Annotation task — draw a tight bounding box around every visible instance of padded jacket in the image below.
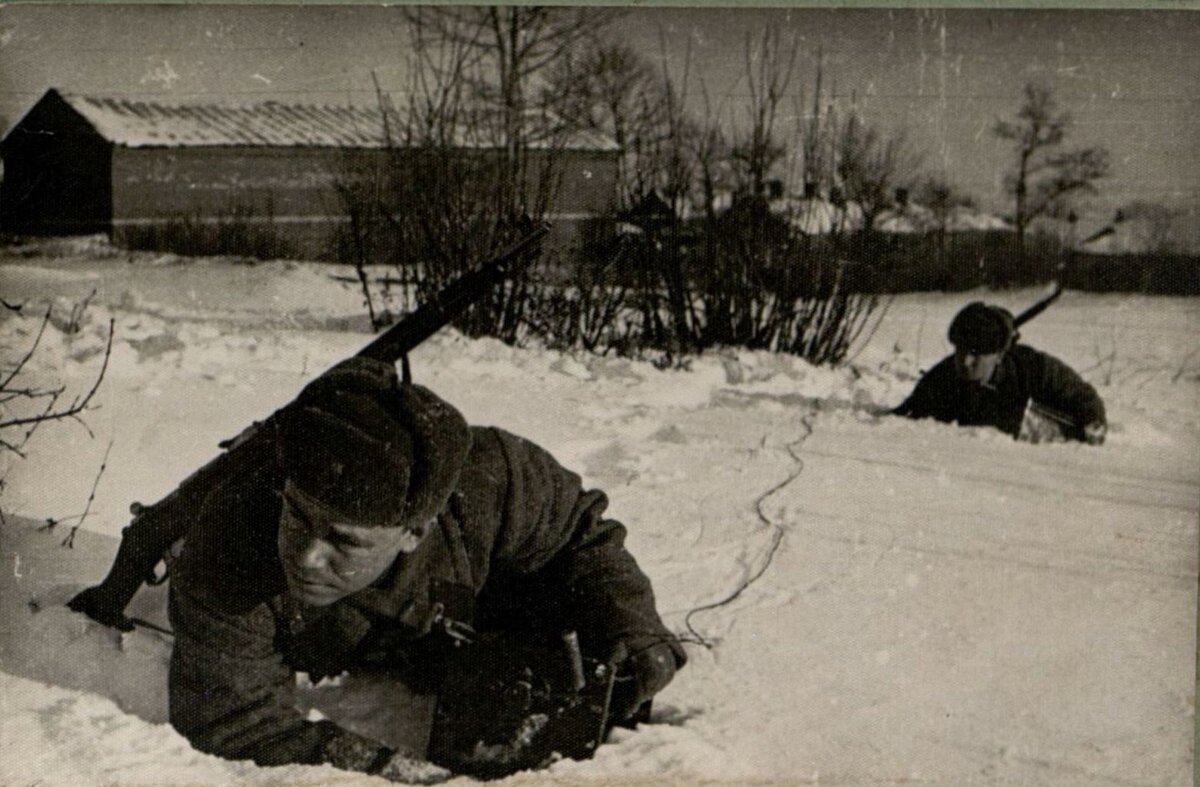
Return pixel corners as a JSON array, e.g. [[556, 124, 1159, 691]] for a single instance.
[[167, 424, 683, 772], [892, 344, 1106, 439]]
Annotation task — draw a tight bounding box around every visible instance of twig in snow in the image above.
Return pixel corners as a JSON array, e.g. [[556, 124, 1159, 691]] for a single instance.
[[65, 288, 98, 334], [1079, 326, 1119, 386], [1172, 348, 1200, 384]]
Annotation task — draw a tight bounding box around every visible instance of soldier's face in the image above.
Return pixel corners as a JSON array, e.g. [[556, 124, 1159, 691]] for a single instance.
[[954, 347, 1003, 384], [277, 485, 422, 606]]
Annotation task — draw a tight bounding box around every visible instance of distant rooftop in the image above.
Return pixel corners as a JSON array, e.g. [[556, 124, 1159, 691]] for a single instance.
[[36, 90, 617, 151]]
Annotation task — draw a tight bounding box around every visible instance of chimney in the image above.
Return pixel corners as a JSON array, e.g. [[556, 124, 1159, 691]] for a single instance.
[[829, 186, 845, 207], [894, 187, 909, 207], [767, 179, 784, 200], [803, 181, 818, 200]]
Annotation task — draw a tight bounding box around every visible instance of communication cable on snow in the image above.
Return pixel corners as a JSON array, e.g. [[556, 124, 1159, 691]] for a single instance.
[[682, 411, 816, 649]]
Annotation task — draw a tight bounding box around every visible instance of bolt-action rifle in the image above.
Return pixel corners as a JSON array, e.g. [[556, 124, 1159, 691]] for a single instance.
[[1012, 280, 1063, 331], [68, 222, 551, 631]]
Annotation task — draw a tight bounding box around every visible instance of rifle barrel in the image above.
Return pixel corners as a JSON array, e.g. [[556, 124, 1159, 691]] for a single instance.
[[1013, 282, 1063, 328], [357, 223, 550, 363]]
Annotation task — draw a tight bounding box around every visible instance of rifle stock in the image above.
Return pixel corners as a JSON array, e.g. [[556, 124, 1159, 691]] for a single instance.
[[68, 222, 551, 630]]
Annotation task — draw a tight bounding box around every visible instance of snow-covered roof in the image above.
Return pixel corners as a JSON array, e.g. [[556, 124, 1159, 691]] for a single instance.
[[763, 192, 1006, 236], [40, 90, 617, 151], [1032, 214, 1169, 255], [771, 197, 865, 235], [944, 206, 1010, 232], [63, 93, 386, 148], [875, 204, 935, 234], [1078, 220, 1161, 255], [877, 203, 1009, 234]]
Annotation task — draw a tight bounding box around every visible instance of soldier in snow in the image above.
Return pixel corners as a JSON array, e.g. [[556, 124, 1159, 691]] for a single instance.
[[165, 357, 684, 780], [892, 301, 1107, 444]]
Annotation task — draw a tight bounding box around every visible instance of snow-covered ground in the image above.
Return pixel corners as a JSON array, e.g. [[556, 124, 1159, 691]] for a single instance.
[[2, 237, 1197, 785]]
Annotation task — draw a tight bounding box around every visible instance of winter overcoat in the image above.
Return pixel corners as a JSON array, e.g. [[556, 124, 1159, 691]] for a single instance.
[[167, 424, 683, 771], [892, 344, 1106, 439]]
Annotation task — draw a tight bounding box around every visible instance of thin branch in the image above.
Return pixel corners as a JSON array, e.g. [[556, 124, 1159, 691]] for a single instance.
[[0, 318, 114, 430], [63, 439, 114, 548], [0, 436, 26, 458], [0, 305, 52, 391]]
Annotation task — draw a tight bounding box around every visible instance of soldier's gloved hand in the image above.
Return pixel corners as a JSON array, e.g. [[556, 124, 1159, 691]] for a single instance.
[[609, 638, 681, 722], [1083, 421, 1107, 446], [323, 730, 450, 784], [66, 586, 135, 632], [374, 750, 452, 785]]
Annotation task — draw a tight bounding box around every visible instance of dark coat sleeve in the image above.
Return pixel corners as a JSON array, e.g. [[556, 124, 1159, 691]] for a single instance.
[[168, 579, 394, 771], [892, 356, 957, 421], [477, 428, 686, 666], [1017, 346, 1107, 428]]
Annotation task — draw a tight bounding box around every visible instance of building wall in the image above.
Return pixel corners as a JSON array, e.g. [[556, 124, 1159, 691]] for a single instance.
[[110, 145, 617, 260], [110, 146, 348, 258], [0, 93, 112, 234]]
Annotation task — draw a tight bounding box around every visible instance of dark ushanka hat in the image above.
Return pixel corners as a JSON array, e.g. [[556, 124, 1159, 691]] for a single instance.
[[276, 357, 470, 531], [948, 302, 1016, 353]]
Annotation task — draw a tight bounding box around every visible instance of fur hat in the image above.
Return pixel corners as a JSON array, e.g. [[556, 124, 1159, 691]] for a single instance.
[[948, 302, 1016, 353], [276, 357, 470, 530]]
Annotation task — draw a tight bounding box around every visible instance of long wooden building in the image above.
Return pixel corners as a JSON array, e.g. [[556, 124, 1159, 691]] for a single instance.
[[0, 88, 619, 260]]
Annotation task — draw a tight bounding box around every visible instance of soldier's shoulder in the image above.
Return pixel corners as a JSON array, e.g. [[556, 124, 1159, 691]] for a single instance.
[[460, 425, 570, 491], [467, 424, 550, 462], [459, 425, 513, 487], [1010, 343, 1071, 369]]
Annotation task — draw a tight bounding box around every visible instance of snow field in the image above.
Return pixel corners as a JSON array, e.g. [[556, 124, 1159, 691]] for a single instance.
[[1, 246, 1197, 784]]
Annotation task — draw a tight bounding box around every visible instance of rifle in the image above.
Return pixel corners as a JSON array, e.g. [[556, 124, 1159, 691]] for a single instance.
[[68, 222, 551, 631], [1013, 281, 1063, 329]]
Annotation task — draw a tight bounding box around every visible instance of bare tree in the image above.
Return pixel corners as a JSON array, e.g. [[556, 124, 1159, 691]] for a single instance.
[[730, 29, 795, 198], [834, 111, 919, 233], [545, 39, 669, 209], [794, 52, 831, 195], [329, 8, 622, 345], [917, 174, 974, 260], [993, 82, 1111, 254], [404, 6, 618, 218]]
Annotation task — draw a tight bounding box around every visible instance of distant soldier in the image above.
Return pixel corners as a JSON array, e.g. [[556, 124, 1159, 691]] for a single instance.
[[164, 357, 685, 780], [893, 301, 1107, 444]]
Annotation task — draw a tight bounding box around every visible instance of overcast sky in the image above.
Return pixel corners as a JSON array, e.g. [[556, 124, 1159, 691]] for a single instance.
[[1, 5, 1196, 219]]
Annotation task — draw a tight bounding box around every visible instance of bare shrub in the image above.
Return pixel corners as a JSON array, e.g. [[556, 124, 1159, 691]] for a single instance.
[[121, 201, 295, 261], [0, 300, 114, 521]]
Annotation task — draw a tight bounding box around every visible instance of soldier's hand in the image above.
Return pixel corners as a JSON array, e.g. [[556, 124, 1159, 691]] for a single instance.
[[1083, 421, 1107, 446], [66, 585, 135, 632], [610, 639, 680, 722]]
